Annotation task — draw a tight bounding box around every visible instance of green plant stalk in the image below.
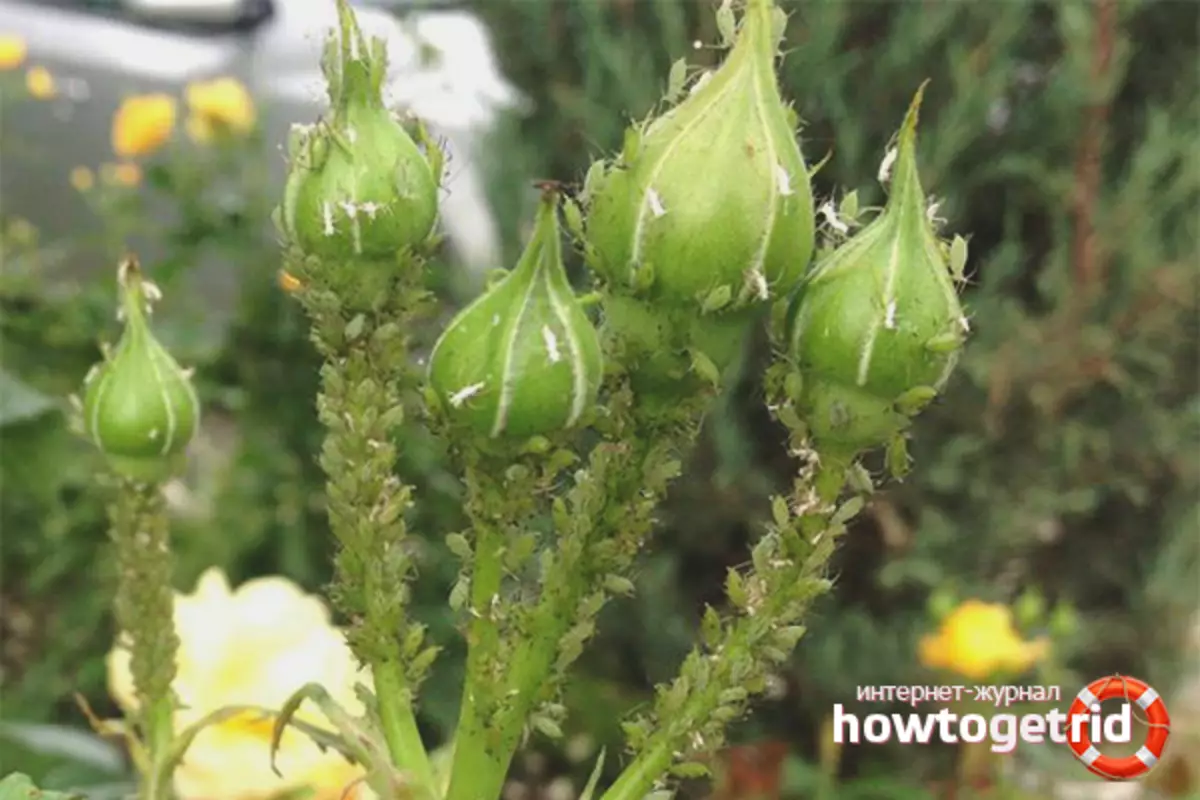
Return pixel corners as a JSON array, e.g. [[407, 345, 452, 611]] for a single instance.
[[442, 444, 553, 800], [108, 479, 179, 800], [444, 344, 712, 800], [601, 446, 853, 800], [445, 475, 509, 800], [293, 265, 437, 797]]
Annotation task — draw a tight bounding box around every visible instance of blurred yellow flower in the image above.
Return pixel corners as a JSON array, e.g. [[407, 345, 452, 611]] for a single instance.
[[107, 568, 369, 800], [0, 34, 26, 70], [919, 599, 1049, 681], [112, 93, 176, 158], [185, 76, 256, 143], [70, 166, 95, 193], [100, 162, 142, 187], [25, 66, 55, 99]]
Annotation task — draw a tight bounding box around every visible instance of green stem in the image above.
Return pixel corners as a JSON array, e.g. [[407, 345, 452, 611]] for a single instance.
[[108, 481, 179, 800], [298, 273, 437, 798], [374, 660, 437, 795], [601, 459, 848, 800], [444, 470, 513, 800]]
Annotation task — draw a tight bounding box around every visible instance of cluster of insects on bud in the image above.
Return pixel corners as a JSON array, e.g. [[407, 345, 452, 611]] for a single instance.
[[582, 0, 814, 317], [278, 0, 441, 262], [784, 82, 971, 471]]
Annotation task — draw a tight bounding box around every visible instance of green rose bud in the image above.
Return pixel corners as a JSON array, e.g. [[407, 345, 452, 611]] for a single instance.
[[584, 0, 814, 311], [280, 0, 438, 260], [83, 257, 200, 483], [428, 189, 603, 439], [785, 83, 967, 459]]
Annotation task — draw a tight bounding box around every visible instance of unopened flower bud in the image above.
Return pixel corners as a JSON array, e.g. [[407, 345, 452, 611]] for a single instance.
[[585, 0, 814, 311], [786, 83, 967, 458], [428, 190, 603, 439], [83, 257, 199, 482], [280, 0, 438, 260]]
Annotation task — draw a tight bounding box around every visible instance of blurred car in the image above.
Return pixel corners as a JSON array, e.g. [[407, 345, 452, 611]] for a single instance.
[[0, 0, 521, 330]]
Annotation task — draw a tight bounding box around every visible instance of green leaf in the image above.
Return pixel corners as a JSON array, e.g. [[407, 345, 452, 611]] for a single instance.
[[0, 773, 82, 799], [578, 748, 607, 800], [0, 723, 122, 773], [0, 369, 58, 427], [270, 684, 379, 779]]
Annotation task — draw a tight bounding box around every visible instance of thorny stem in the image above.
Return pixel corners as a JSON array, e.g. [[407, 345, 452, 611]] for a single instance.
[[108, 480, 178, 800]]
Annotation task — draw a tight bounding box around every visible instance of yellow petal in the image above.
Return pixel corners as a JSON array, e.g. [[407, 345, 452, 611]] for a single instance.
[[918, 634, 948, 670], [25, 66, 56, 100], [104, 566, 371, 799], [105, 636, 137, 714], [278, 270, 303, 293], [112, 93, 177, 158], [0, 34, 27, 70], [185, 77, 256, 137]]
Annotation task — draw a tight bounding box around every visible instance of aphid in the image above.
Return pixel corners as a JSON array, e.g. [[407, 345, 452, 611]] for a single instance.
[[667, 57, 688, 102], [949, 234, 969, 282], [819, 201, 849, 235], [878, 146, 898, 183], [716, 0, 736, 46], [449, 383, 485, 408]]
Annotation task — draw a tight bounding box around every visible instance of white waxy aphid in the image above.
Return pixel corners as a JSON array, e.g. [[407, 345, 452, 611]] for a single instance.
[[322, 202, 335, 235], [449, 383, 485, 408], [958, 315, 971, 334], [339, 201, 358, 219], [751, 268, 769, 300], [647, 188, 666, 218], [359, 201, 382, 220], [819, 201, 848, 235], [878, 147, 898, 183], [926, 200, 942, 224], [345, 127, 357, 144], [775, 164, 794, 196], [542, 325, 561, 363], [884, 300, 897, 330]]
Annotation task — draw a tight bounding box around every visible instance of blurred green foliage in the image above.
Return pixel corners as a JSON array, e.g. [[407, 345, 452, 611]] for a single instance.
[[2, 0, 1198, 797]]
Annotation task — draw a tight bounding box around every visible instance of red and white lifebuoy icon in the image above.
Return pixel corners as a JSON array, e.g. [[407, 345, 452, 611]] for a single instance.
[[1067, 675, 1171, 780]]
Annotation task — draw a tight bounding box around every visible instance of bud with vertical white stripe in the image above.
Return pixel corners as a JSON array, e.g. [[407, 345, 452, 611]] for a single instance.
[[279, 0, 438, 262], [427, 190, 603, 439], [83, 257, 200, 483], [584, 0, 814, 312], [785, 83, 967, 458]]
